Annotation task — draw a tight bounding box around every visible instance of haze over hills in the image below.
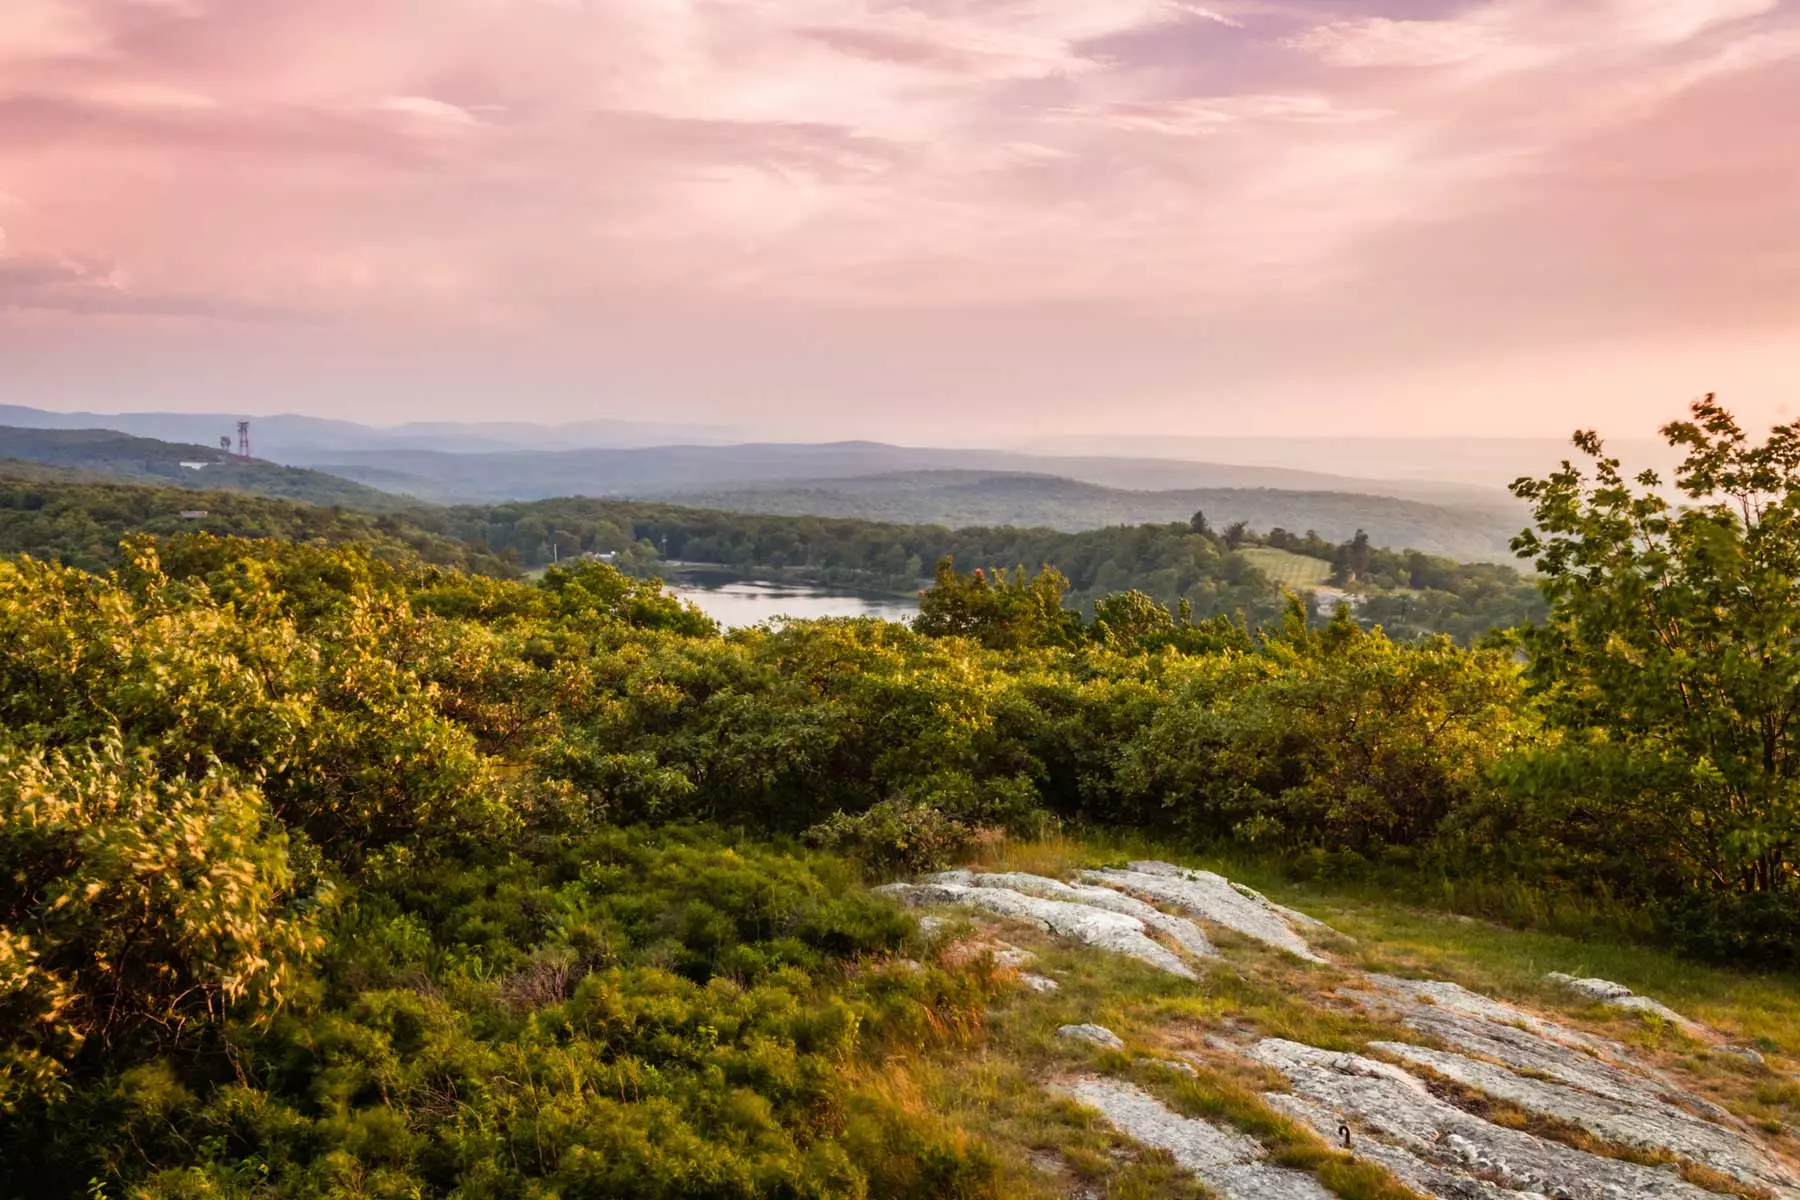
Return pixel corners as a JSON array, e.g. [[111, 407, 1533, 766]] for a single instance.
[[1014, 433, 1681, 486], [0, 404, 749, 457], [293, 440, 1508, 506], [3, 404, 1570, 498], [652, 470, 1524, 561], [0, 409, 1532, 560]]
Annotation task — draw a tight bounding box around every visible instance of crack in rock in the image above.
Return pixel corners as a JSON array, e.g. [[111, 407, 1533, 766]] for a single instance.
[[1080, 863, 1330, 962], [1264, 1091, 1523, 1200], [1055, 1075, 1336, 1200], [1249, 1038, 1747, 1199], [876, 880, 1197, 977]]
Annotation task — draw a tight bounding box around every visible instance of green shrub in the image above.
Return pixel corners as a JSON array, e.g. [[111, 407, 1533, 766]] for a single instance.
[[804, 798, 979, 875]]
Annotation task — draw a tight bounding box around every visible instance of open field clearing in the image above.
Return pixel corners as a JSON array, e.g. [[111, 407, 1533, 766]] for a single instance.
[[1239, 547, 1334, 588]]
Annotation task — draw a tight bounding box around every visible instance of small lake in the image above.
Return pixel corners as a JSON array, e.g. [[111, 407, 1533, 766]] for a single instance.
[[667, 579, 919, 628]]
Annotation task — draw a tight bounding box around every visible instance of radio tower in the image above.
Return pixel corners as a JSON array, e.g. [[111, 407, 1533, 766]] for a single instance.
[[236, 420, 251, 460]]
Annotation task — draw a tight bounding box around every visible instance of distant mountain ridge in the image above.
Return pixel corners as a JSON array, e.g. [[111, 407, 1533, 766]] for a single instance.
[[2, 404, 1540, 501], [0, 404, 747, 456], [652, 469, 1526, 561], [294, 440, 1508, 507], [0, 415, 1531, 561]]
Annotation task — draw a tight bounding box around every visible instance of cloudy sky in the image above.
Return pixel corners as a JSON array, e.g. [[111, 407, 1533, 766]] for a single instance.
[[1, 0, 1795, 440]]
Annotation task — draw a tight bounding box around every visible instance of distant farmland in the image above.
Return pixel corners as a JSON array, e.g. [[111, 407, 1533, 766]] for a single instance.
[[1239, 547, 1332, 588]]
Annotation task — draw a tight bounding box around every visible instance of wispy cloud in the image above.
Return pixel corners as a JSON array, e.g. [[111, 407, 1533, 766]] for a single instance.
[[0, 0, 1795, 436]]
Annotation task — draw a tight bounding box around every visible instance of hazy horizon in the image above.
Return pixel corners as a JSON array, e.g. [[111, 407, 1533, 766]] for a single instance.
[[3, 0, 1797, 440]]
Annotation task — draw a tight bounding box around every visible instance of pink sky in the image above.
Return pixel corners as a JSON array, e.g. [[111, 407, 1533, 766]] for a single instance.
[[1, 0, 1796, 440]]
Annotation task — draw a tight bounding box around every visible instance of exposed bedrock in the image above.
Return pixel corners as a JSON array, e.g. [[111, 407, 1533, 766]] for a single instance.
[[876, 879, 1198, 977], [1249, 1039, 1732, 1199], [1080, 863, 1332, 962], [929, 869, 1219, 959], [1056, 1076, 1336, 1200], [1372, 1040, 1796, 1195], [1546, 972, 1712, 1038]]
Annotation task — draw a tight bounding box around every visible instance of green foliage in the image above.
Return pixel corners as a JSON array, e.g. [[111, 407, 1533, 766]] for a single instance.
[[1114, 600, 1528, 854], [1, 828, 1003, 1199], [804, 798, 979, 875], [913, 558, 1084, 650], [0, 737, 323, 1114], [1501, 396, 1800, 959], [0, 464, 512, 575]]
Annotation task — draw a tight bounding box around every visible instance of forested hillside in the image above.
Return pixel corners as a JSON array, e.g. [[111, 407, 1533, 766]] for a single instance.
[[0, 426, 418, 510], [0, 463, 513, 575], [2, 400, 1798, 1197], [445, 497, 1546, 639], [0, 461, 1542, 640], [0, 424, 1545, 640], [653, 470, 1522, 560]]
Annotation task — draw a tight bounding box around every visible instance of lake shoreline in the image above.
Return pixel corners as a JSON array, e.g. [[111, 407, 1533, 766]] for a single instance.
[[656, 565, 923, 627]]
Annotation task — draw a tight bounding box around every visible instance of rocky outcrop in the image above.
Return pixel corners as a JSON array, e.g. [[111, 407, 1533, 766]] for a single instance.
[[877, 879, 1197, 978], [932, 870, 1218, 959], [1372, 1040, 1795, 1195], [884, 862, 1326, 974], [1059, 1024, 1127, 1051], [1080, 864, 1330, 962], [889, 863, 1796, 1198], [1361, 974, 1615, 1052], [1546, 972, 1712, 1038], [1056, 1076, 1336, 1200], [1250, 1039, 1727, 1199]]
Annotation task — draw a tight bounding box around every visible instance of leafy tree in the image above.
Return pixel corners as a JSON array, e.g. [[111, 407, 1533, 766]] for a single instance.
[[1092, 589, 1176, 647], [1506, 396, 1800, 954], [913, 558, 1084, 650]]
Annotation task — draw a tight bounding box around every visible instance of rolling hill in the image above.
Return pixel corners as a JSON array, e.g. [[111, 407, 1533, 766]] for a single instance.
[[650, 470, 1526, 561], [295, 440, 1508, 507], [0, 461, 512, 575], [0, 426, 418, 511]]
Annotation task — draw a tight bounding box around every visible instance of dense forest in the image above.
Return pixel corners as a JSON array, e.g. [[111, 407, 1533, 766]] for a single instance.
[[0, 464, 512, 576], [1, 464, 1544, 641], [637, 470, 1521, 561], [1, 399, 1797, 1196], [440, 498, 1545, 639]]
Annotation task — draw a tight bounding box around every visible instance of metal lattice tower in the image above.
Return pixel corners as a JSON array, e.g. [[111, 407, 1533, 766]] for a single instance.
[[236, 420, 251, 459]]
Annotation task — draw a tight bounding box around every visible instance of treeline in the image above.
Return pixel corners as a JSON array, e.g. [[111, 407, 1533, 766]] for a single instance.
[[0, 465, 514, 576], [441, 498, 1544, 638]]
